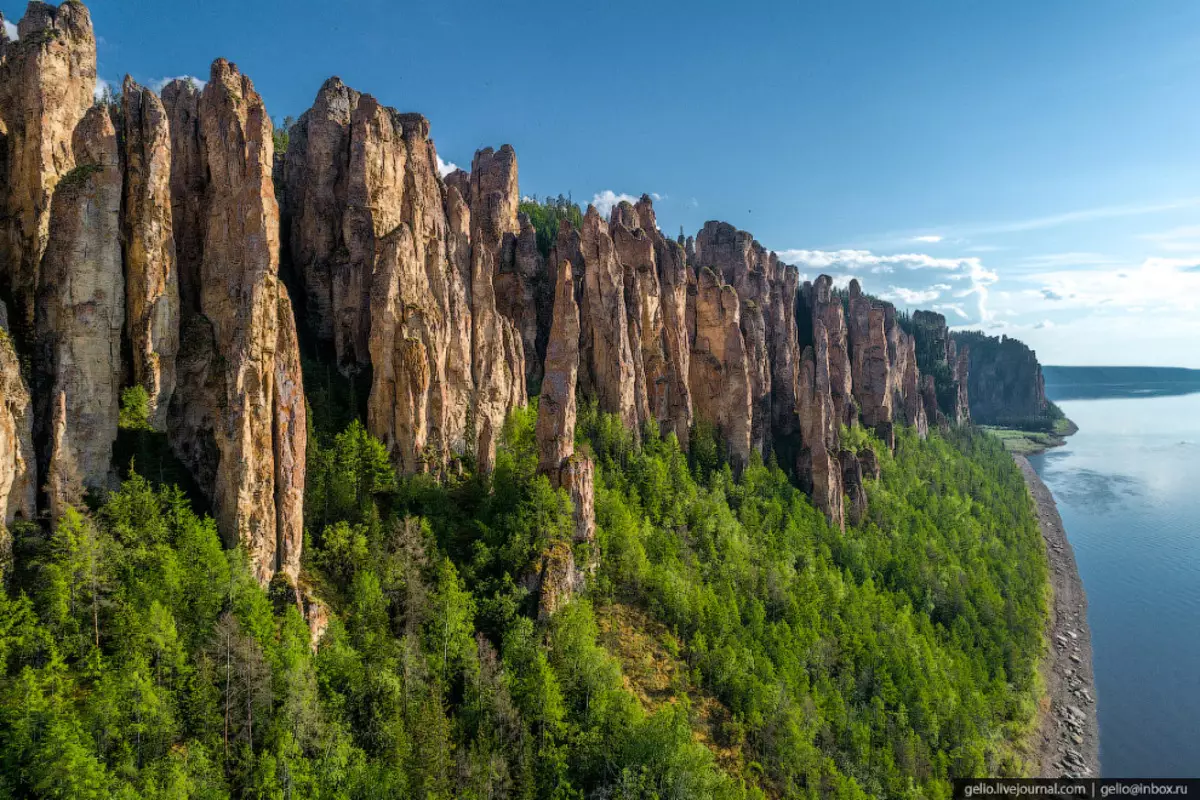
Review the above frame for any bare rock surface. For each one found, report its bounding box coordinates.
[0,0,96,329]
[689,267,751,470]
[121,76,179,429]
[35,105,122,518]
[0,302,35,525]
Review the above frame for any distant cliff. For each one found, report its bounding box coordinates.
[953,331,1053,428]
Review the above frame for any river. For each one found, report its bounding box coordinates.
[1029,389,1200,777]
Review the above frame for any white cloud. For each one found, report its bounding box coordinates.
[1034,320,1055,329]
[946,198,1200,238]
[3,17,18,40]
[934,303,969,319]
[912,235,943,243]
[779,248,998,323]
[436,155,458,178]
[94,77,112,102]
[149,75,208,93]
[1140,224,1200,253]
[591,190,638,217]
[1024,256,1200,316]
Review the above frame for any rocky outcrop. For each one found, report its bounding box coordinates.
[953,331,1045,425]
[0,0,96,330]
[495,213,543,392]
[797,276,847,529]
[840,449,867,526]
[689,267,752,470]
[847,281,895,447]
[281,77,361,365]
[692,222,804,461]
[580,206,638,432]
[913,309,971,425]
[164,60,305,584]
[532,259,596,618]
[363,105,475,475]
[462,190,526,473]
[121,76,179,429]
[0,302,35,526]
[536,260,580,476]
[845,280,930,448]
[609,197,694,445]
[35,105,123,517]
[160,78,204,313]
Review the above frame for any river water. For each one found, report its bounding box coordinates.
[1029,390,1200,777]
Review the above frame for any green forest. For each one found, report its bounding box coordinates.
[0,381,1050,798]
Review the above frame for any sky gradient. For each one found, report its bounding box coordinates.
[5,0,1199,366]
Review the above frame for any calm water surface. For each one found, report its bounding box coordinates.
[1029,392,1200,777]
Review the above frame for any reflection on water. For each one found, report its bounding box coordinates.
[1029,393,1200,777]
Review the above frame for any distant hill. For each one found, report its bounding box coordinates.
[1043,366,1200,401]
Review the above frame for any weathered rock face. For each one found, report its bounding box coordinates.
[160,78,204,313]
[35,105,122,518]
[801,276,854,429]
[363,106,475,475]
[164,60,305,584]
[840,449,867,526]
[641,200,693,447]
[580,206,638,432]
[953,331,1043,425]
[0,0,96,330]
[495,213,543,392]
[536,260,580,475]
[689,267,752,470]
[912,309,971,425]
[531,259,596,618]
[282,76,361,364]
[888,316,929,439]
[0,302,36,526]
[121,76,179,429]
[847,280,894,446]
[797,276,846,530]
[441,145,528,472]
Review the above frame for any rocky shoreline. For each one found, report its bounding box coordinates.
[1014,454,1100,778]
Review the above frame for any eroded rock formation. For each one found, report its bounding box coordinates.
[35,105,123,518]
[913,309,971,425]
[797,276,847,529]
[953,331,1041,425]
[0,302,35,526]
[533,258,595,617]
[689,267,752,470]
[0,0,96,329]
[164,60,305,584]
[121,76,179,429]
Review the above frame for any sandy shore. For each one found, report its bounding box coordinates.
[1014,454,1100,778]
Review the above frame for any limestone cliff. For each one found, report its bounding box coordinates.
[121,76,179,430]
[912,309,971,425]
[35,105,123,518]
[797,276,848,529]
[164,60,306,584]
[580,206,638,432]
[954,330,1048,426]
[689,267,752,470]
[0,0,96,330]
[0,302,35,526]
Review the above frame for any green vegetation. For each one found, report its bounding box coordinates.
[118,386,153,432]
[982,417,1076,455]
[273,116,295,157]
[518,195,584,258]
[0,393,1048,797]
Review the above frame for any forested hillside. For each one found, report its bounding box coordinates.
[0,402,1048,799]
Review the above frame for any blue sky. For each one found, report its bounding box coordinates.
[6,0,1200,366]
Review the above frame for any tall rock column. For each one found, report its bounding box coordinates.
[161,78,204,313]
[460,145,527,472]
[580,206,638,432]
[35,106,123,518]
[0,302,35,526]
[281,77,360,364]
[166,60,305,584]
[0,0,96,330]
[797,276,847,530]
[534,259,595,618]
[121,77,179,429]
[847,280,895,447]
[688,268,752,470]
